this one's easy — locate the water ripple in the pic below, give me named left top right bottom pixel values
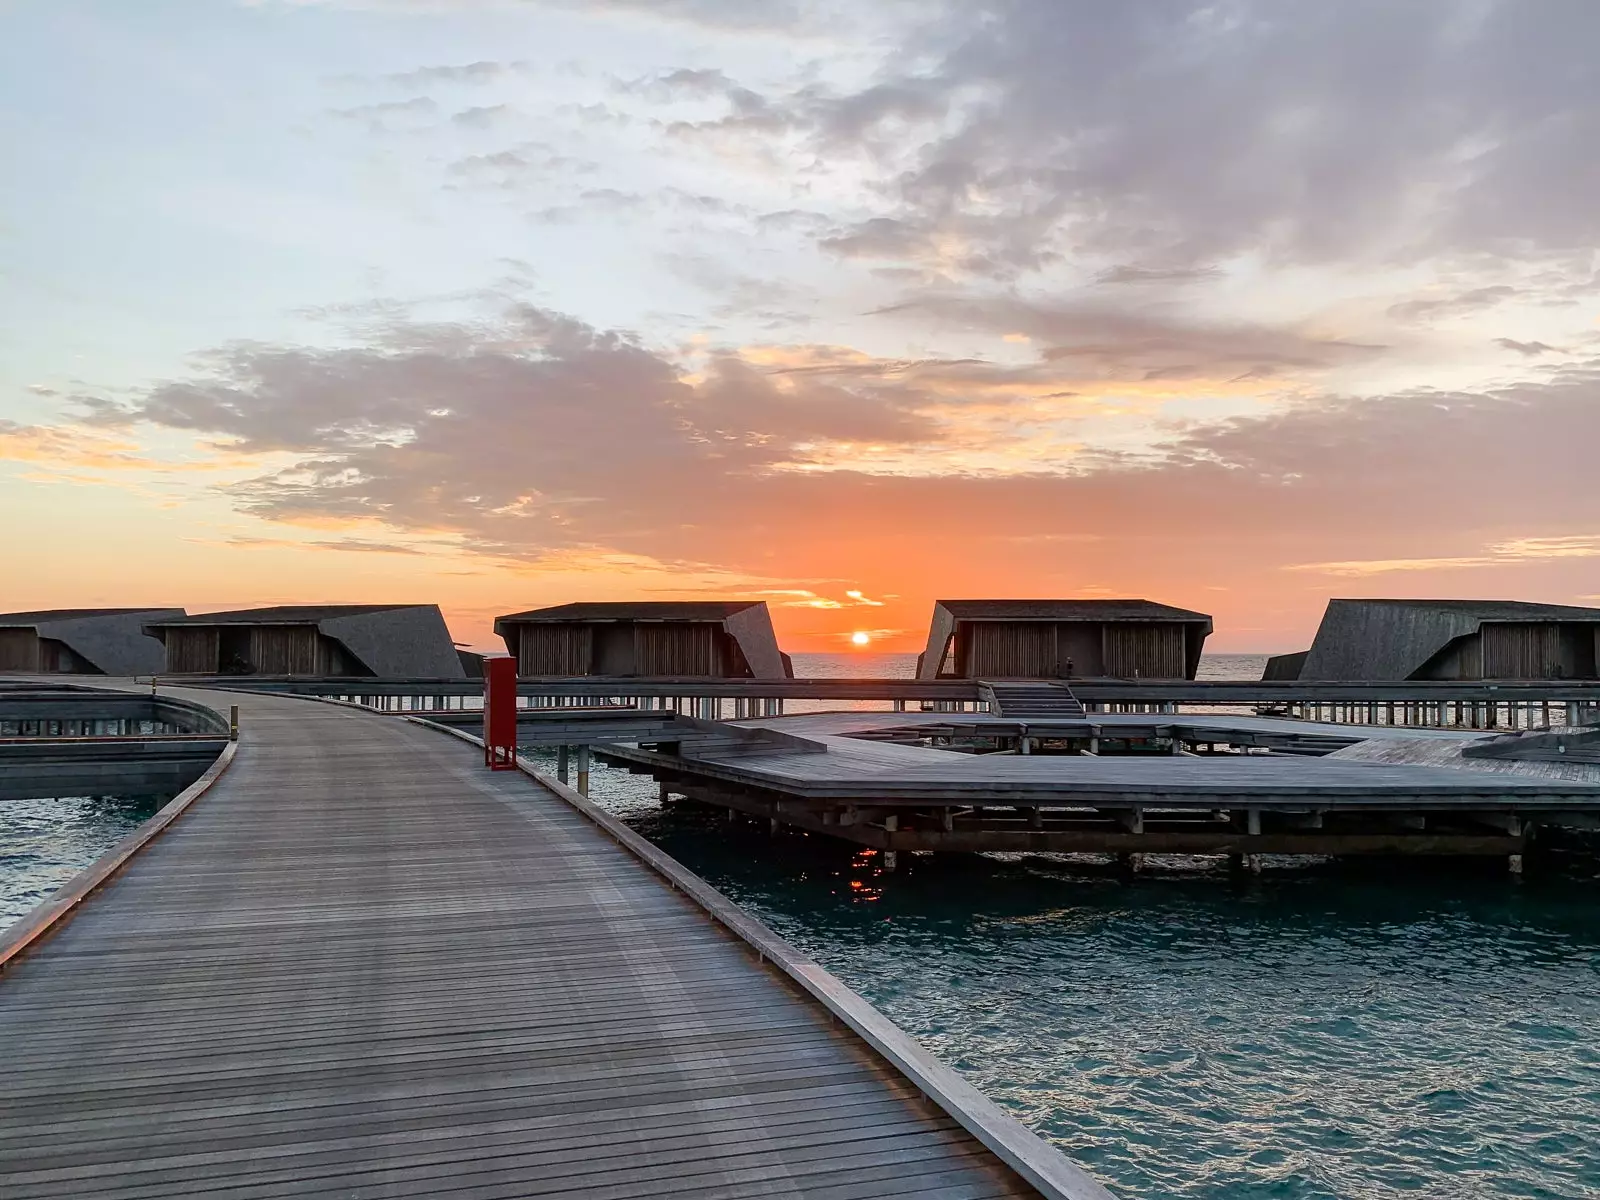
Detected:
left=567, top=750, right=1600, bottom=1200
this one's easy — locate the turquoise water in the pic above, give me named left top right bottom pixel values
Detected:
left=0, top=794, right=163, bottom=927
left=563, top=753, right=1600, bottom=1200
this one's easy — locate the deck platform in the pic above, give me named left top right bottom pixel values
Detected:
left=0, top=688, right=1087, bottom=1199
left=598, top=711, right=1600, bottom=859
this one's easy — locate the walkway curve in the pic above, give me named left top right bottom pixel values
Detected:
left=0, top=686, right=1104, bottom=1200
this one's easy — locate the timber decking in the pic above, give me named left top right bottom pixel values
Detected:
left=0, top=690, right=1047, bottom=1199
left=614, top=712, right=1600, bottom=809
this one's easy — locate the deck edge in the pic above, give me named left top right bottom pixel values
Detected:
left=0, top=733, right=237, bottom=973
left=406, top=714, right=1116, bottom=1200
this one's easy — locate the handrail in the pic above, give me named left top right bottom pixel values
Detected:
left=0, top=730, right=237, bottom=972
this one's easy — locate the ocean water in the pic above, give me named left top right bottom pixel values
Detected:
left=540, top=650, right=1600, bottom=1199
left=6, top=654, right=1597, bottom=1198
left=549, top=751, right=1600, bottom=1200
left=0, top=794, right=163, bottom=927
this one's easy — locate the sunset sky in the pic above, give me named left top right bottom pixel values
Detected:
left=3, top=0, right=1598, bottom=653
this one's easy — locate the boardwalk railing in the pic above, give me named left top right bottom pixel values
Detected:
left=411, top=714, right=1117, bottom=1200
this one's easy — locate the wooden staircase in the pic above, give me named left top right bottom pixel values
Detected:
left=980, top=680, right=1087, bottom=720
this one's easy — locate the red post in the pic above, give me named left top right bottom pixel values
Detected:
left=483, top=654, right=518, bottom=770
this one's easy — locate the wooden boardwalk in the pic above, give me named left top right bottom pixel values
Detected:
left=0, top=690, right=1076, bottom=1199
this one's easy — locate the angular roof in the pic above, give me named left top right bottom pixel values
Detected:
left=0, top=608, right=180, bottom=674
left=498, top=601, right=765, bottom=623
left=148, top=604, right=427, bottom=626
left=0, top=608, right=174, bottom=625
left=935, top=599, right=1212, bottom=622
left=1299, top=598, right=1600, bottom=680
left=1327, top=599, right=1600, bottom=620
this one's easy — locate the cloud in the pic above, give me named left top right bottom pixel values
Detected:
left=328, top=97, right=438, bottom=120
left=451, top=104, right=515, bottom=129
left=1494, top=337, right=1561, bottom=356
left=1096, top=265, right=1222, bottom=286
left=873, top=291, right=1386, bottom=384
left=72, top=297, right=1600, bottom=602
left=705, top=0, right=1600, bottom=279
left=446, top=144, right=600, bottom=188
left=1287, top=536, right=1600, bottom=577
left=0, top=421, right=161, bottom=471
left=1387, top=285, right=1520, bottom=322
left=265, top=0, right=819, bottom=30
left=382, top=61, right=527, bottom=86
left=216, top=535, right=433, bottom=555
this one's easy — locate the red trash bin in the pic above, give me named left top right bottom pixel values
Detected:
left=483, top=654, right=518, bottom=770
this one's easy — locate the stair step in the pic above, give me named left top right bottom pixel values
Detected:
left=980, top=680, right=1088, bottom=721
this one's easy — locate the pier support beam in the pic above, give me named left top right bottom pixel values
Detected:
left=557, top=745, right=570, bottom=786
left=883, top=815, right=899, bottom=873
left=576, top=745, right=591, bottom=797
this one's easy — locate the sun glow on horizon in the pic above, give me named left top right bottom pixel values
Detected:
left=850, top=631, right=871, bottom=646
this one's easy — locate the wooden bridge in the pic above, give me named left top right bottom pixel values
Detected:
left=0, top=686, right=1109, bottom=1200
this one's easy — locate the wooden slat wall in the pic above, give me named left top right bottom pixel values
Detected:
left=164, top=628, right=219, bottom=674
left=964, top=622, right=1057, bottom=678
left=517, top=625, right=593, bottom=675
left=1102, top=623, right=1186, bottom=679
left=0, top=630, right=40, bottom=674
left=37, top=640, right=72, bottom=673
left=635, top=623, right=718, bottom=676
left=249, top=627, right=322, bottom=675
left=1482, top=623, right=1561, bottom=678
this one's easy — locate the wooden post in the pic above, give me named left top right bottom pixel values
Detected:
left=229, top=705, right=239, bottom=742
left=557, top=745, right=570, bottom=785
left=576, top=745, right=591, bottom=796
left=883, top=815, right=899, bottom=873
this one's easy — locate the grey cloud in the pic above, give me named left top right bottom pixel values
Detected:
left=292, top=0, right=812, bottom=27
left=329, top=97, right=438, bottom=120
left=1495, top=338, right=1561, bottom=356
left=745, top=0, right=1600, bottom=279
left=451, top=104, right=515, bottom=129
left=78, top=306, right=1600, bottom=585
left=549, top=0, right=809, bottom=30
left=876, top=292, right=1386, bottom=382
left=446, top=144, right=601, bottom=187
left=1387, top=285, right=1519, bottom=322
left=383, top=61, right=527, bottom=86
left=654, top=70, right=946, bottom=152
left=91, top=305, right=947, bottom=557
left=1097, top=265, right=1221, bottom=286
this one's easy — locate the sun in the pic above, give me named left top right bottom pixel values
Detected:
left=850, top=631, right=871, bottom=646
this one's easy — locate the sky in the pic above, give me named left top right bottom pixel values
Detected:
left=2, top=0, right=1598, bottom=654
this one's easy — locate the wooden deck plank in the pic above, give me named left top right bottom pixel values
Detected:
left=0, top=689, right=1050, bottom=1199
